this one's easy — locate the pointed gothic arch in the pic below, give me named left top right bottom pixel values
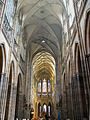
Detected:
left=75, top=44, right=87, bottom=119
left=15, top=73, right=22, bottom=119
left=38, top=103, right=41, bottom=117
left=48, top=102, right=51, bottom=117
left=43, top=103, right=47, bottom=113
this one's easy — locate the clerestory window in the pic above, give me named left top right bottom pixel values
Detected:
left=37, top=78, right=51, bottom=96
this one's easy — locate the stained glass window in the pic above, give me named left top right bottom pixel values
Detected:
left=37, top=79, right=52, bottom=96
left=38, top=80, right=41, bottom=92
left=48, top=103, right=51, bottom=116
left=43, top=104, right=47, bottom=113
left=48, top=80, right=51, bottom=92
left=42, top=79, right=47, bottom=93
left=38, top=103, right=41, bottom=116
left=48, top=106, right=50, bottom=116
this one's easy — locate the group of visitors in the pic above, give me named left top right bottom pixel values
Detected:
left=16, top=113, right=53, bottom=120
left=32, top=115, right=51, bottom=120
left=16, top=116, right=53, bottom=120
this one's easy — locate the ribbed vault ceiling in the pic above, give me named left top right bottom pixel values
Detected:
left=17, top=0, right=67, bottom=80
left=18, top=0, right=67, bottom=51
left=32, top=51, right=56, bottom=79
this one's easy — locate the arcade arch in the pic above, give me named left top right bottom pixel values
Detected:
left=15, top=73, right=22, bottom=119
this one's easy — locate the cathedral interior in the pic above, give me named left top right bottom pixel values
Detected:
left=0, top=0, right=90, bottom=120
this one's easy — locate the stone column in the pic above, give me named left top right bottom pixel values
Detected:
left=72, top=1, right=89, bottom=117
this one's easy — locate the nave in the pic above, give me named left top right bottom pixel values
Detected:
left=0, top=0, right=90, bottom=120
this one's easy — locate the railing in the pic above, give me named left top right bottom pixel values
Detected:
left=2, top=14, right=12, bottom=45
left=0, top=0, right=4, bottom=24
left=37, top=93, right=52, bottom=98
